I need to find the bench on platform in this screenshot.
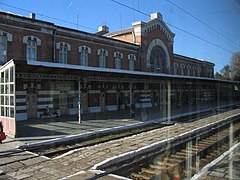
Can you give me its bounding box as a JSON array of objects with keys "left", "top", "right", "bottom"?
[{"left": 40, "top": 109, "right": 60, "bottom": 118}]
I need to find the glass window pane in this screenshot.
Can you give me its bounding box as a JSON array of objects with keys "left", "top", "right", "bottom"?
[
  {"left": 10, "top": 67, "right": 13, "bottom": 82},
  {"left": 1, "top": 106, "right": 4, "bottom": 116},
  {"left": 10, "top": 96, "right": 14, "bottom": 106},
  {"left": 5, "top": 96, "right": 9, "bottom": 105},
  {"left": 10, "top": 107, "right": 14, "bottom": 118},
  {"left": 5, "top": 69, "right": 8, "bottom": 82}
]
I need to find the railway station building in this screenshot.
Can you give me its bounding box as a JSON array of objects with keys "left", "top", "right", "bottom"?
[{"left": 0, "top": 11, "right": 239, "bottom": 137}]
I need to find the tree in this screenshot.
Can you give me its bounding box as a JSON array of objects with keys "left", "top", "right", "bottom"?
[
  {"left": 231, "top": 52, "right": 240, "bottom": 81},
  {"left": 219, "top": 65, "right": 231, "bottom": 80},
  {"left": 214, "top": 72, "right": 224, "bottom": 79}
]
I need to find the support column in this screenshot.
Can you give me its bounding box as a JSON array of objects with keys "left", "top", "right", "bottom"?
[
  {"left": 162, "top": 83, "right": 167, "bottom": 118},
  {"left": 78, "top": 80, "right": 81, "bottom": 124},
  {"left": 167, "top": 81, "right": 171, "bottom": 122},
  {"left": 129, "top": 82, "right": 133, "bottom": 116}
]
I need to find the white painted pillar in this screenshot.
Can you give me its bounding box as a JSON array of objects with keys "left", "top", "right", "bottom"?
[
  {"left": 78, "top": 80, "right": 81, "bottom": 124},
  {"left": 129, "top": 82, "right": 133, "bottom": 116},
  {"left": 167, "top": 81, "right": 171, "bottom": 122}
]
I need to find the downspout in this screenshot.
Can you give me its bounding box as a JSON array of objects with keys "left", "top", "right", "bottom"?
[{"left": 52, "top": 28, "right": 56, "bottom": 62}]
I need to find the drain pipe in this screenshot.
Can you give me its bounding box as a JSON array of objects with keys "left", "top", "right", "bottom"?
[{"left": 52, "top": 28, "right": 56, "bottom": 62}]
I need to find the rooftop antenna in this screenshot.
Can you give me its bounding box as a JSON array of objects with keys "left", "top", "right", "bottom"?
[{"left": 77, "top": 8, "right": 79, "bottom": 30}]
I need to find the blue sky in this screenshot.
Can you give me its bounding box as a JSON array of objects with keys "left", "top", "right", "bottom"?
[{"left": 1, "top": 0, "right": 240, "bottom": 72}]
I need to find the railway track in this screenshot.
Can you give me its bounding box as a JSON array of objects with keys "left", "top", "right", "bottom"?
[{"left": 130, "top": 122, "right": 240, "bottom": 180}]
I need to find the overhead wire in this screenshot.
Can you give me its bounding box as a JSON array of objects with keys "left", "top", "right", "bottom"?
[
  {"left": 110, "top": 0, "right": 234, "bottom": 54},
  {"left": 0, "top": 2, "right": 97, "bottom": 32},
  {"left": 165, "top": 0, "right": 239, "bottom": 48}
]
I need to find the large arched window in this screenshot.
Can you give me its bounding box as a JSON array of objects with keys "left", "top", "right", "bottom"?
[
  {"left": 149, "top": 46, "right": 166, "bottom": 73},
  {"left": 114, "top": 51, "right": 123, "bottom": 69},
  {"left": 56, "top": 42, "right": 71, "bottom": 64},
  {"left": 0, "top": 31, "right": 12, "bottom": 64},
  {"left": 128, "top": 54, "right": 136, "bottom": 71}
]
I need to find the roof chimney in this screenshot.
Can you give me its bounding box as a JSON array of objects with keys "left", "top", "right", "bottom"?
[
  {"left": 98, "top": 25, "right": 109, "bottom": 33},
  {"left": 95, "top": 25, "right": 109, "bottom": 36},
  {"left": 150, "top": 12, "right": 162, "bottom": 20},
  {"left": 29, "top": 13, "right": 36, "bottom": 19}
]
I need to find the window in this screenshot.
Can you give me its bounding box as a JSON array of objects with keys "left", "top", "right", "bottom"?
[
  {"left": 193, "top": 66, "right": 196, "bottom": 76},
  {"left": 23, "top": 36, "right": 41, "bottom": 61},
  {"left": 59, "top": 46, "right": 67, "bottom": 64},
  {"left": 181, "top": 64, "right": 185, "bottom": 75},
  {"left": 0, "top": 31, "right": 12, "bottom": 64},
  {"left": 128, "top": 54, "right": 136, "bottom": 71},
  {"left": 187, "top": 65, "right": 191, "bottom": 76},
  {"left": 114, "top": 51, "right": 123, "bottom": 69},
  {"left": 149, "top": 46, "right": 166, "bottom": 73},
  {"left": 98, "top": 49, "right": 108, "bottom": 68},
  {"left": 56, "top": 42, "right": 71, "bottom": 64},
  {"left": 0, "top": 36, "right": 7, "bottom": 63},
  {"left": 174, "top": 63, "right": 178, "bottom": 75},
  {"left": 79, "top": 46, "right": 91, "bottom": 66},
  {"left": 26, "top": 40, "right": 37, "bottom": 61},
  {"left": 198, "top": 67, "right": 201, "bottom": 77}
]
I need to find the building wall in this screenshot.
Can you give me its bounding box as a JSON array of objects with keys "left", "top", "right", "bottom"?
[{"left": 0, "top": 11, "right": 214, "bottom": 77}]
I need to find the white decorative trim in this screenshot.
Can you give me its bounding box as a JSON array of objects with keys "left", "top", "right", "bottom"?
[
  {"left": 106, "top": 105, "right": 118, "bottom": 111},
  {"left": 16, "top": 91, "right": 27, "bottom": 96},
  {"left": 127, "top": 54, "right": 136, "bottom": 61},
  {"left": 16, "top": 98, "right": 26, "bottom": 103},
  {"left": 37, "top": 97, "right": 53, "bottom": 102},
  {"left": 78, "top": 45, "right": 91, "bottom": 54},
  {"left": 88, "top": 107, "right": 101, "bottom": 113},
  {"left": 114, "top": 51, "right": 123, "bottom": 59},
  {"left": 56, "top": 42, "right": 71, "bottom": 51},
  {"left": 97, "top": 49, "right": 108, "bottom": 56},
  {"left": 146, "top": 38, "right": 170, "bottom": 70},
  {"left": 23, "top": 35, "right": 41, "bottom": 45},
  {"left": 16, "top": 105, "right": 27, "bottom": 110},
  {"left": 16, "top": 113, "right": 27, "bottom": 121},
  {"left": 37, "top": 104, "right": 53, "bottom": 109},
  {"left": 0, "top": 30, "right": 12, "bottom": 41}
]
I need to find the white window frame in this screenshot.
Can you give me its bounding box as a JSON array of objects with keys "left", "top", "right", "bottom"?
[
  {"left": 79, "top": 46, "right": 91, "bottom": 66},
  {"left": 23, "top": 36, "right": 41, "bottom": 62},
  {"left": 114, "top": 51, "right": 123, "bottom": 69},
  {"left": 187, "top": 65, "right": 191, "bottom": 76},
  {"left": 192, "top": 66, "right": 196, "bottom": 76},
  {"left": 173, "top": 63, "right": 178, "bottom": 75},
  {"left": 26, "top": 40, "right": 37, "bottom": 61},
  {"left": 56, "top": 42, "right": 71, "bottom": 64},
  {"left": 128, "top": 54, "right": 136, "bottom": 71},
  {"left": 0, "top": 36, "right": 7, "bottom": 63},
  {"left": 98, "top": 49, "right": 108, "bottom": 68},
  {"left": 0, "top": 31, "right": 12, "bottom": 64},
  {"left": 198, "top": 67, "right": 201, "bottom": 77},
  {"left": 181, "top": 64, "right": 185, "bottom": 75}
]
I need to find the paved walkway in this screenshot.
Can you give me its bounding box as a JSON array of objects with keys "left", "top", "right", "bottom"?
[{"left": 1, "top": 109, "right": 239, "bottom": 179}]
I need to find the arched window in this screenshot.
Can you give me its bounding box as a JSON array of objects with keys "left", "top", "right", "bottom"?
[
  {"left": 79, "top": 46, "right": 91, "bottom": 66},
  {"left": 114, "top": 51, "right": 123, "bottom": 69},
  {"left": 173, "top": 63, "right": 178, "bottom": 75},
  {"left": 0, "top": 30, "right": 12, "bottom": 64},
  {"left": 198, "top": 67, "right": 201, "bottom": 77},
  {"left": 187, "top": 65, "right": 191, "bottom": 76},
  {"left": 23, "top": 36, "right": 41, "bottom": 61},
  {"left": 56, "top": 42, "right": 71, "bottom": 64},
  {"left": 128, "top": 54, "right": 136, "bottom": 71},
  {"left": 98, "top": 49, "right": 108, "bottom": 68},
  {"left": 192, "top": 66, "right": 196, "bottom": 76},
  {"left": 181, "top": 64, "right": 185, "bottom": 75},
  {"left": 149, "top": 46, "right": 166, "bottom": 73}
]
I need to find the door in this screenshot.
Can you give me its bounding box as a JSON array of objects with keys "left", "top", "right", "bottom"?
[{"left": 26, "top": 94, "right": 37, "bottom": 119}]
